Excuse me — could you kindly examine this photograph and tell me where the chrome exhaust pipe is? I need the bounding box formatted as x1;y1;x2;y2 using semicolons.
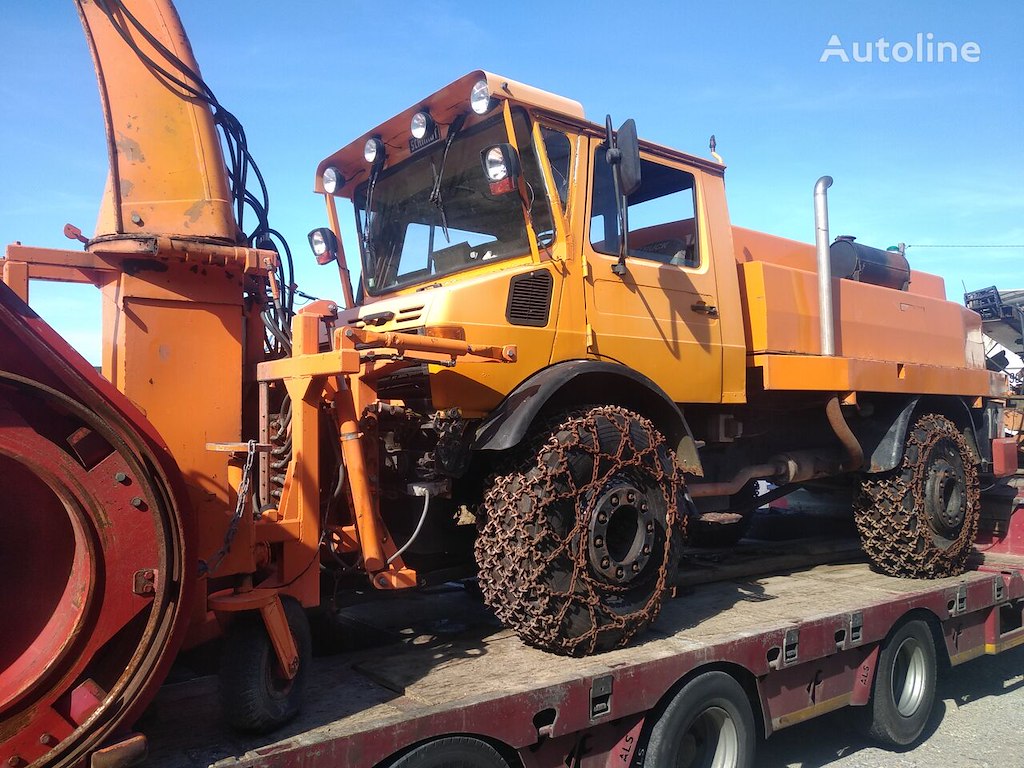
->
814;176;835;356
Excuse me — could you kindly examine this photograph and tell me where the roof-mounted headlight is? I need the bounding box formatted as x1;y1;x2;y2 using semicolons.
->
470;79;494;115
410;111;434;140
363;137;384;165
322;166;343;194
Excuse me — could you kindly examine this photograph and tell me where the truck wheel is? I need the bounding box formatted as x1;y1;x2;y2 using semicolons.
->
476;406;683;656
689;482;759;548
220;596;312;732
643;671;756;768
854;413;979;578
860;619;937;747
389;736;508;767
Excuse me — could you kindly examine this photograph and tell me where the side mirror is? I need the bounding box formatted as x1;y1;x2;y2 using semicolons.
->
308;227;339;265
481;143;522;195
613;119;641;196
604;116;642;275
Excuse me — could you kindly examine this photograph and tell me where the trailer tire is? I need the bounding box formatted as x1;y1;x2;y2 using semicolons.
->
388;736;508;767
643;671;756;768
854;413;979;578
476;406;682;656
861;619;937;747
220;596;312;732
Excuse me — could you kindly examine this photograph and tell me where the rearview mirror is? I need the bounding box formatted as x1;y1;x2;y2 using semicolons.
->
604;116;642;275
614;119;641;196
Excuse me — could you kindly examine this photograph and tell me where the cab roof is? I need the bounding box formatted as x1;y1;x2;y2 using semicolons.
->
313;70;724;196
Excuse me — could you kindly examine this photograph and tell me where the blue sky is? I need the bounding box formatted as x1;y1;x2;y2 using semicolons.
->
1;1;1021;363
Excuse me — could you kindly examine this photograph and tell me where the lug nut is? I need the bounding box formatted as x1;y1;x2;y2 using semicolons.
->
594;536;604;548
610;495;619;507
632;563;640;572
39;734;56;747
600;557;610;569
130;497;144;508
647;522;655;532
597;512;608;524
627;491;636;504
643;546;651;555
114;472;129;484
616;567;625;579
641;502;648;512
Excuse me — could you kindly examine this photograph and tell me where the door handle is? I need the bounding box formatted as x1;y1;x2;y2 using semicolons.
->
691;302;719;317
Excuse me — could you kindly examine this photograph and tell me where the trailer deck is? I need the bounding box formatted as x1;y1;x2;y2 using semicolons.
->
141;526;1024;768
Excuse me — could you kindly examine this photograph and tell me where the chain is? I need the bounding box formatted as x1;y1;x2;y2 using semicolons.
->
855;414;979;578
476;406;683;656
199;439;258;576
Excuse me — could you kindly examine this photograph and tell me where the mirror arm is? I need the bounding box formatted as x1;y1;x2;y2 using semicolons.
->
605;115;630;277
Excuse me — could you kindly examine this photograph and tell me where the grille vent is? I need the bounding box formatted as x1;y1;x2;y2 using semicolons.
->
506;270;553;327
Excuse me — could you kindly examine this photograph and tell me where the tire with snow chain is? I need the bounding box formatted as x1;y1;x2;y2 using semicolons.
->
854;413;979;578
475;406;683;656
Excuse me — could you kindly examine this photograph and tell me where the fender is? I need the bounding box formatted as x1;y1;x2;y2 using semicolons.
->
472;360;703;475
855;396;984;473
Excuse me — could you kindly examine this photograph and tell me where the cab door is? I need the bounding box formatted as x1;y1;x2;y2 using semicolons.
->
583;144;723;404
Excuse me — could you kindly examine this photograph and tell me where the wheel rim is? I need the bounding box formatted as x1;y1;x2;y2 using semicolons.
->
678;705;739;768
924;440;967;544
587;480;656;585
891;636;928;717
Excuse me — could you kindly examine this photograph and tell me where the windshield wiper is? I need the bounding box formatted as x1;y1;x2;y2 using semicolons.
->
428;113;466;245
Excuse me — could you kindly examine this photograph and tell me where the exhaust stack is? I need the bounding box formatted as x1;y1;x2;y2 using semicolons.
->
814;176;835;356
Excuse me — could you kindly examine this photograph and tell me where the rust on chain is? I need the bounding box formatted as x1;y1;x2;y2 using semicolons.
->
854;413;979;579
476;405;685;656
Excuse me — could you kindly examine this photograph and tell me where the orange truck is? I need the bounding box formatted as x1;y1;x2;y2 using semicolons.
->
0;0;1013;765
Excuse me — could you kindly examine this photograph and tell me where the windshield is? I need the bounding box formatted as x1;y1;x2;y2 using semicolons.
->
355;110;554;295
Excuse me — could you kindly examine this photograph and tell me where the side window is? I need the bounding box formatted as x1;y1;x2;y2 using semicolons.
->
541;128;571;209
590;153;700;267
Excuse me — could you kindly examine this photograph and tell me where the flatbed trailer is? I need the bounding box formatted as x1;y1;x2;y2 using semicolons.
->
134;492;1024;768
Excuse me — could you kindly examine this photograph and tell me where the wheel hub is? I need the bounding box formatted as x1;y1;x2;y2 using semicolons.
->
925;457;965;535
588;483;655;584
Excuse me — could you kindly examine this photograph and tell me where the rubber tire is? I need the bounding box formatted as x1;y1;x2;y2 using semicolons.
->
643;671;756;768
388;736;508;767
854;413;979;578
220;596;312;732
476;407;682;656
860;619;937;748
689;482;759;548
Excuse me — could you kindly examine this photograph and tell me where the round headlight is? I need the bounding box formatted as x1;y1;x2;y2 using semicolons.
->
410;111;433;140
322;166;343;194
363;137;383;164
310;229;328;257
483;147;509;182
470;79;492;114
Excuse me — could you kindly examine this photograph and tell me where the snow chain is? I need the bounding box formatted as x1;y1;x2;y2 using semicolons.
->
476;406;682;656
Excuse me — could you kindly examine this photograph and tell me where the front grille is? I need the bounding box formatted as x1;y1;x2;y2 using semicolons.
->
506;270;553;327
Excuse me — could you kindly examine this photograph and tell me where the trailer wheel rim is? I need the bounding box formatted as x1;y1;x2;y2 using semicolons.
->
679;705;739;767
892;636;928;717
